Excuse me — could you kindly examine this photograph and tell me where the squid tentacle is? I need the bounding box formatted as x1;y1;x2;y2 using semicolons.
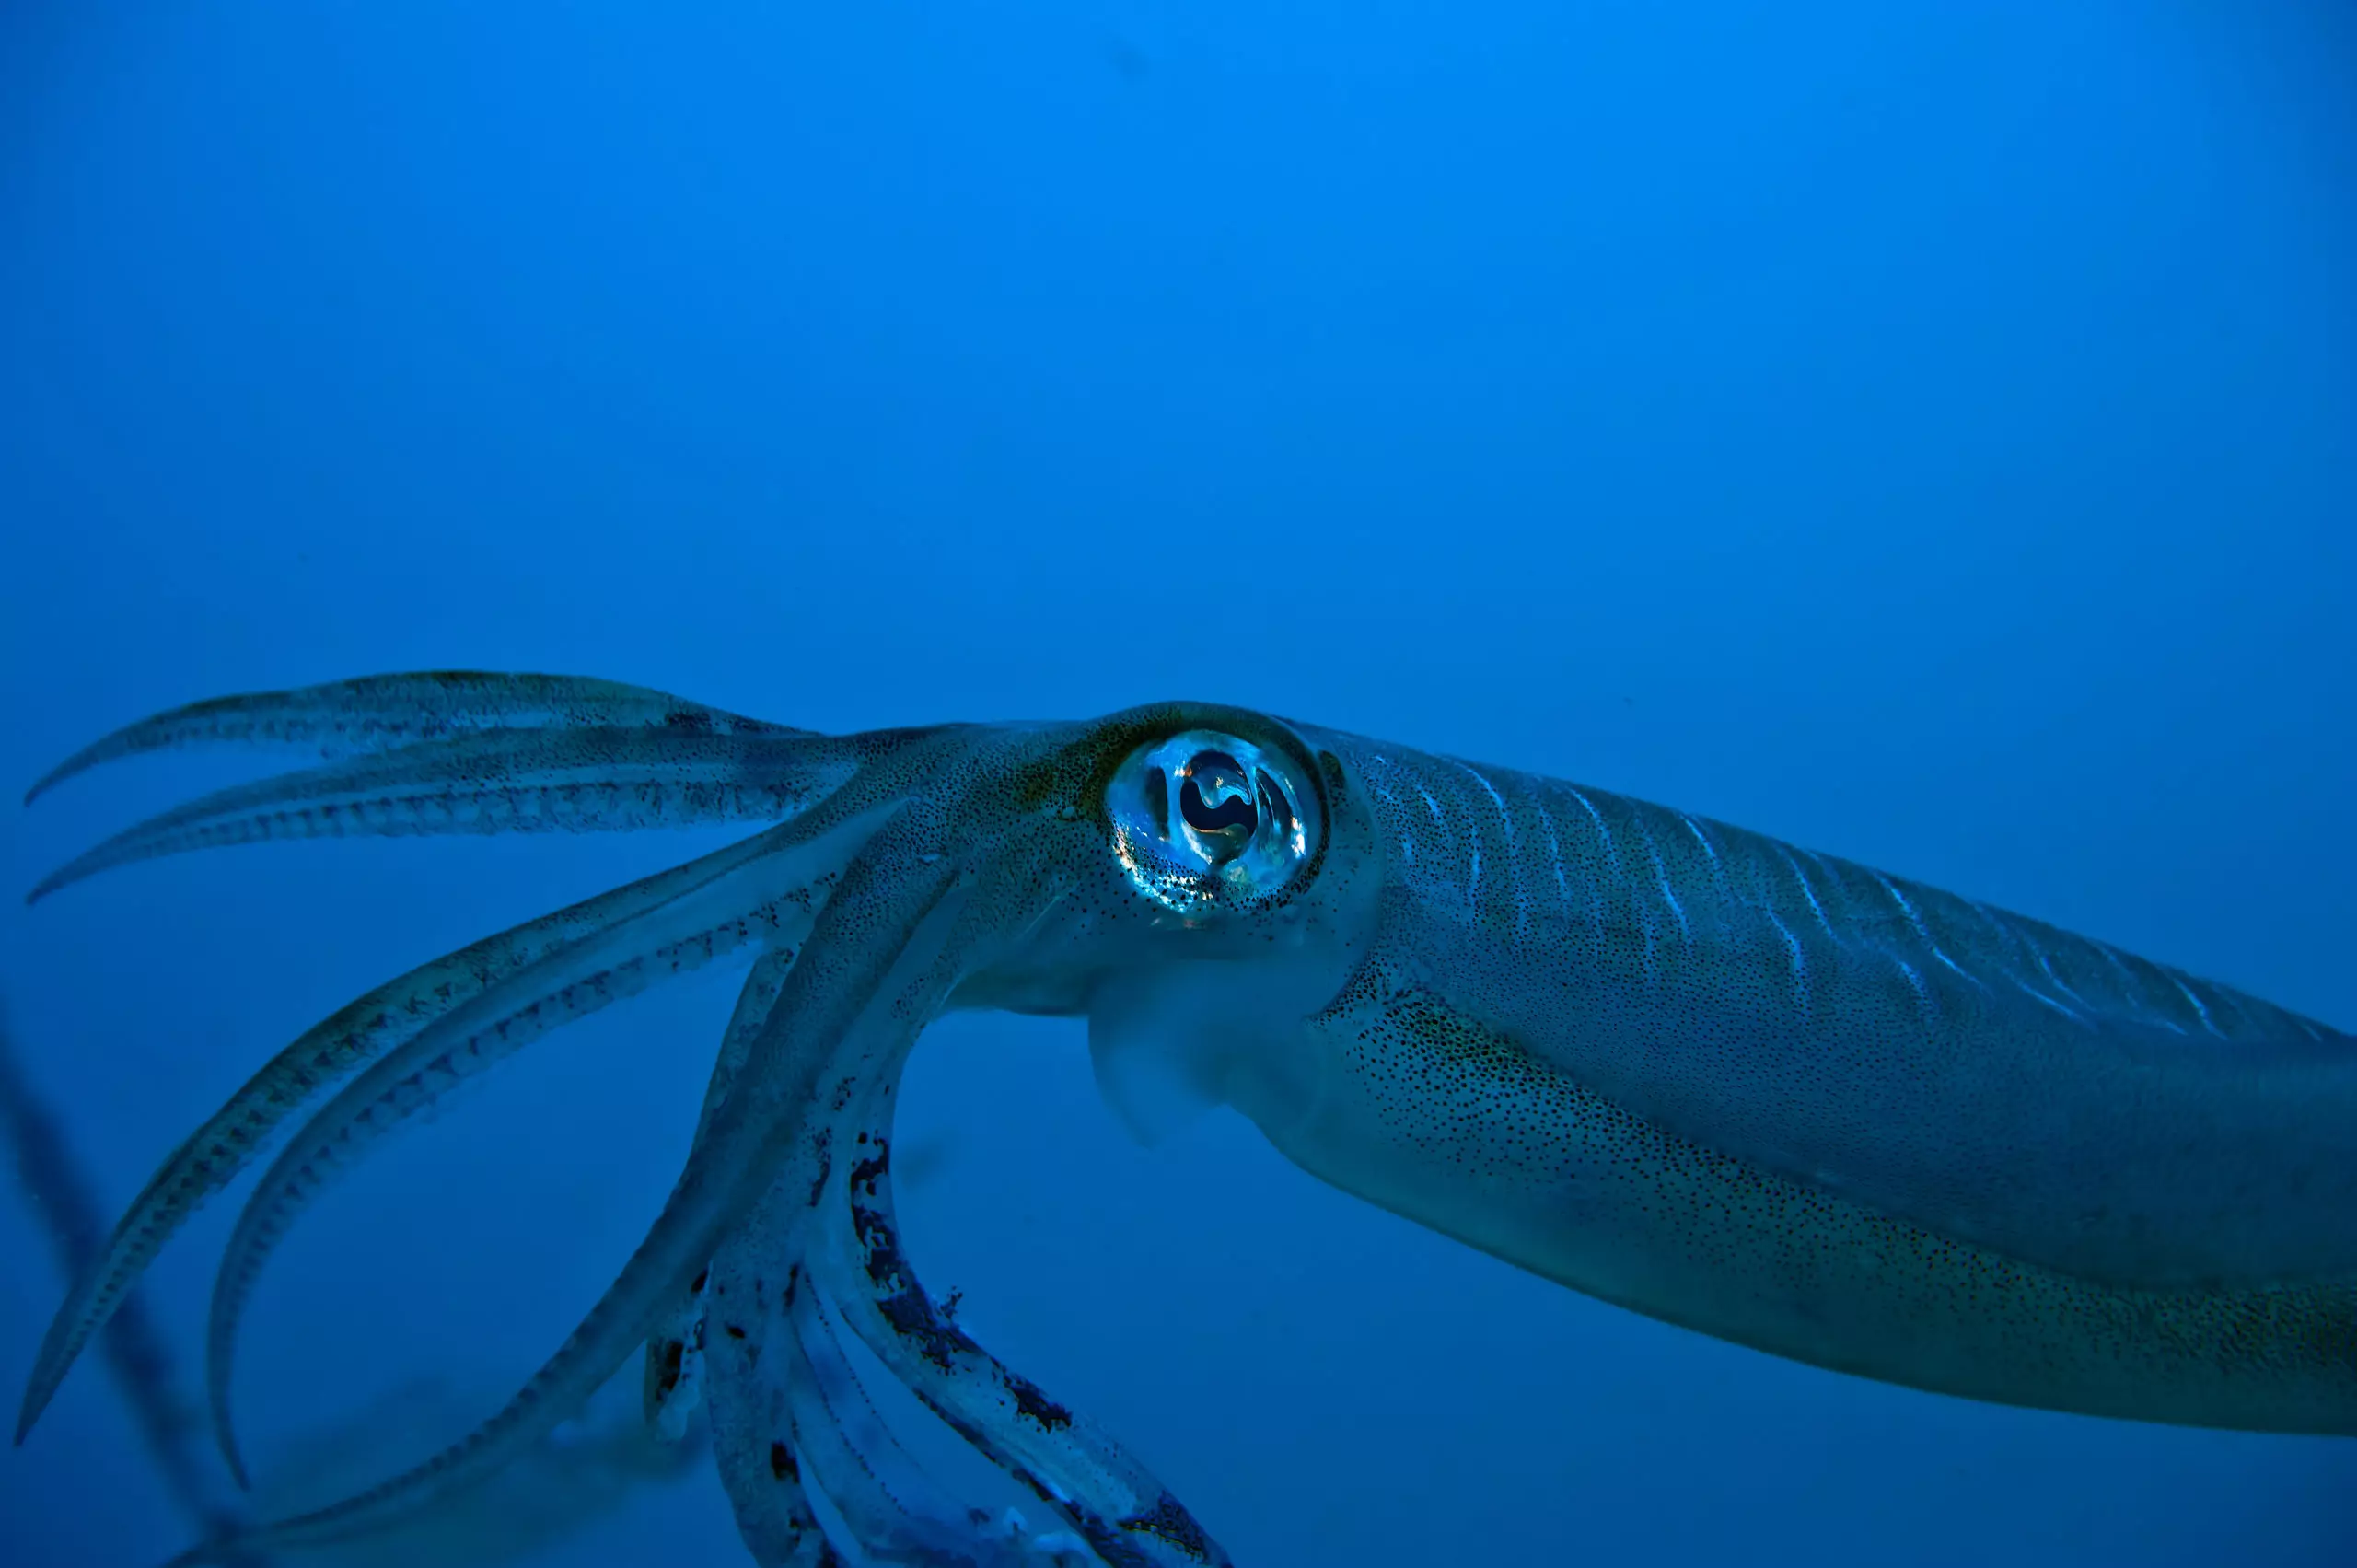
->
160;819;962;1565
659;951;841;1564
15;821;849;1447
645;946;800;1437
644;1269;711;1446
774;881;1231;1568
674;920;1084;1566
779;1261;1099;1566
202;807;887;1486
24;670;806;806
704;1182;842;1567
809;1096;1229;1568
773;1275;949;1560
703;1010;1097;1565
28;727;864;904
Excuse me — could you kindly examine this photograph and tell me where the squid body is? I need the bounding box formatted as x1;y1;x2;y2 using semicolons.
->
12;672;2353;1565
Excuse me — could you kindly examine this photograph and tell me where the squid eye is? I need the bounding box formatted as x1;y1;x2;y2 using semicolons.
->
1106;728;1320;915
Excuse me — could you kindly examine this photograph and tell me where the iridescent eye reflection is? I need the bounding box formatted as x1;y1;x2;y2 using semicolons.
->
1106;729;1318;916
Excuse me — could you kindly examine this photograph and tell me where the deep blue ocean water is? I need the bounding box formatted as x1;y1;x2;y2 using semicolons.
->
4;5;2353;1564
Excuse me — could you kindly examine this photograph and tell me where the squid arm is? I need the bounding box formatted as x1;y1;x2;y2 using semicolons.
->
200;803;891;1485
155;816;964;1565
15;675;908;1443
25;670;810;806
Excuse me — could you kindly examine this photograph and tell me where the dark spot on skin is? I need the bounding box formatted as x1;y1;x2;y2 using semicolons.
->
805;1131;832;1208
1051;1493;1157;1568
1120;1492;1217;1561
724;1323;747;1340
877;1284;981;1372
1006;1372;1073;1433
769;1441;797;1482
853;1203;898;1285
654;1340;684;1396
664;708;714;733
691;1267;709;1294
850;1138;889;1198
856;1201;983;1372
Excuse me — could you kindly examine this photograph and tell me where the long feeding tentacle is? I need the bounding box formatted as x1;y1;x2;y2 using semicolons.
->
27;727;865;904
645;947;801;1440
779;873;1231;1568
703;1179;841;1567
706;1152;1090;1567
749;881;1230;1568
781;1259;1099;1566
656;864;1091;1564
708;1188;1097;1568
24;670;807;805
161;825;964;1565
694;912;1102;1564
201;807;886;1486
808;1093;1227;1568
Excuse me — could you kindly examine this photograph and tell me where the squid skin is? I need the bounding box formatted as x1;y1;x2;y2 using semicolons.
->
13;672;2353;1568
1238;737;2357;1435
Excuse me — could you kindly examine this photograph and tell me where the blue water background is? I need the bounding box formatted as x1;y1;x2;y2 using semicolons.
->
3;4;2353;1563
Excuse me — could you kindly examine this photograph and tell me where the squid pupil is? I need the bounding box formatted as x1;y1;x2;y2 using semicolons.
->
1179;757;1258;837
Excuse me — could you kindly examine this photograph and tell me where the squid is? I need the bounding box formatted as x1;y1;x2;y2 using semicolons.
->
13;671;2354;1565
